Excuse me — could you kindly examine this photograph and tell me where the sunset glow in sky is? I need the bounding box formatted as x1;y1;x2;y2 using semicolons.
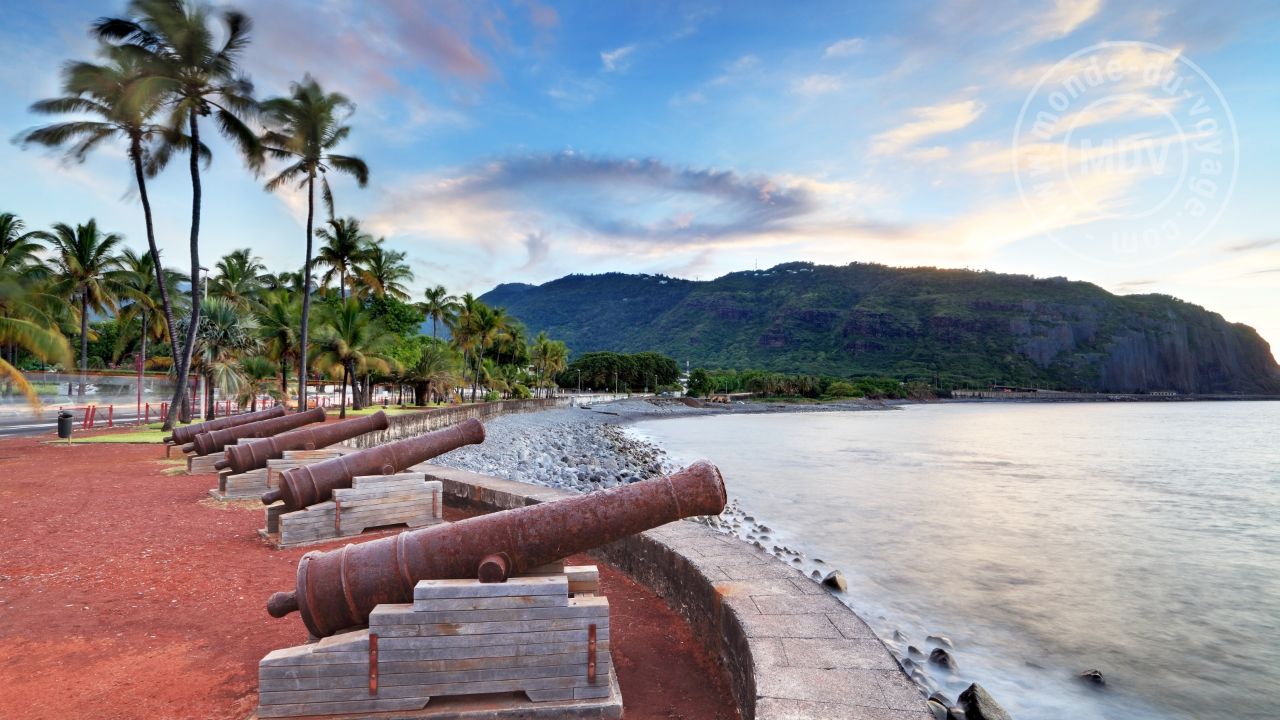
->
3;0;1278;352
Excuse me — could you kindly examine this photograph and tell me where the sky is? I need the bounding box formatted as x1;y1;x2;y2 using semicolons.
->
2;0;1278;353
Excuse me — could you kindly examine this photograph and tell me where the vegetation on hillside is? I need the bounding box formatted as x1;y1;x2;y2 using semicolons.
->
483;263;1280;394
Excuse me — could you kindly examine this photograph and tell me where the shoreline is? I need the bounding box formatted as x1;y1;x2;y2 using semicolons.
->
433;398;960;702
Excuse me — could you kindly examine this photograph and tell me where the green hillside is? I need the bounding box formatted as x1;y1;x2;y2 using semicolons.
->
481;262;1280;394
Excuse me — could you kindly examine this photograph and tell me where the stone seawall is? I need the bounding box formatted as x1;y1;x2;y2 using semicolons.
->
416;462;932;720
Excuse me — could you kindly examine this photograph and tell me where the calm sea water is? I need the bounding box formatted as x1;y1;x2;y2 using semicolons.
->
630;402;1280;720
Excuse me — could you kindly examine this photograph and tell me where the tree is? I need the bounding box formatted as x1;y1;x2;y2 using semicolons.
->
259;75;369;412
113;248;183;373
237;355;282;411
356;238;413;301
314;217;370;301
256;289;299;400
530;332;568;397
210;248;265;308
407;339;461;406
0;213;54;371
183;296;260;419
0;268;71;410
20;43;196;400
687;368;713;397
96;0;261;429
419;285;457;341
0;213;50;278
311;299;390;419
46;220;127;398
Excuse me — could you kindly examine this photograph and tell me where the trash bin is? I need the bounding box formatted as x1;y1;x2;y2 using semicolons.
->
57;411;73;439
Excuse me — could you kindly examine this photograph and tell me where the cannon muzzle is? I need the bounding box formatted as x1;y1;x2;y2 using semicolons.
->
216;411;390;474
164;405;286;444
262;418;486;509
186;407;326;456
268;460;726;637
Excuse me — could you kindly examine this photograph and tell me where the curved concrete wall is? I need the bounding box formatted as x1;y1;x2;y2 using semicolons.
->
417;463;932;720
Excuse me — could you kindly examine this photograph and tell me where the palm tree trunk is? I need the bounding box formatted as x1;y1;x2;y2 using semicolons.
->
131;137;178;427
165;113;204;429
349;362;360;412
205;372;214;420
339;363;349;420
279;356;289;399
298;173;315;411
78;294;88;399
339;270;346;302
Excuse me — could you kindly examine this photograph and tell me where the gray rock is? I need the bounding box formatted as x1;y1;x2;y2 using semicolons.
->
821;570;848;592
927;700;949;720
958;683;1012;720
1078;668;1106;687
929;692;954;708
907;645;925;659
927;634;954;648
929;647;957;670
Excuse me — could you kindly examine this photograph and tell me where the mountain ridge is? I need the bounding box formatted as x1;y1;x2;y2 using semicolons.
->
480;261;1280;394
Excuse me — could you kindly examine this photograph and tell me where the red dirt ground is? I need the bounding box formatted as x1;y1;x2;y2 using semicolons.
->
0;431;738;720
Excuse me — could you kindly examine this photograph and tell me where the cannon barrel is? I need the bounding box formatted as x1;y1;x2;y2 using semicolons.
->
164;405;285;444
184;406;326;456
261;418;486;509
214;411;391;473
267;460;726;637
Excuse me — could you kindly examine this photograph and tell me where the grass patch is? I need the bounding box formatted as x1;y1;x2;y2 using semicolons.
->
53;428;170;444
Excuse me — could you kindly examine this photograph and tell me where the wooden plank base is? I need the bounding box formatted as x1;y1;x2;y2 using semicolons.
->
255;570;615;718
264;474;445;549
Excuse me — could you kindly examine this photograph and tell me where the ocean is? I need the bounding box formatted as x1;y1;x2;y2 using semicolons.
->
629;402;1280;720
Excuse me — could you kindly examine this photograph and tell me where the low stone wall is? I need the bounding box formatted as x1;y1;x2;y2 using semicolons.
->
349;398;570;448
416;463;931;720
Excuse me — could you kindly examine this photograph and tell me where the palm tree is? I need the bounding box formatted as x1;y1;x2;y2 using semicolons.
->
0;213;50;278
311;298;389;419
420;285;457;341
259;76;368;412
530;332;569;398
256;289;299;400
0;213;52;370
355;238;413;301
313;217;371;301
113;248;184;374
210;248;265;308
20;43;198;394
448;293;483;401
237;355;282;411
95;0;261;429
409;340;460;406
183;296;260;419
0;276;72;410
46;220;127;398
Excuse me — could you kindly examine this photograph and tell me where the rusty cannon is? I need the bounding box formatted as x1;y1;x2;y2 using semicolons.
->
260;418;486;510
266;460;726;637
163;404;285;445
184;406;327;456
214;410;390;473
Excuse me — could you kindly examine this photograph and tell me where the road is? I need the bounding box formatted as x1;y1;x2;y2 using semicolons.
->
0;405;160;439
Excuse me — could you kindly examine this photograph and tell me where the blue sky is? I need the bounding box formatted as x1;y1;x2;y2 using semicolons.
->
2;0;1278;352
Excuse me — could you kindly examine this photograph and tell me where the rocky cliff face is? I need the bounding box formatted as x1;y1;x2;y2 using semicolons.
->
481;263;1280;394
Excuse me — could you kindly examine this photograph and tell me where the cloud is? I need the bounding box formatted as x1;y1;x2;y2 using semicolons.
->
1027;0;1102;43
870;99;985;155
792;74;842;96
824;37;864;58
519;231;551;270
600;45;636;72
1221;238;1280;253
